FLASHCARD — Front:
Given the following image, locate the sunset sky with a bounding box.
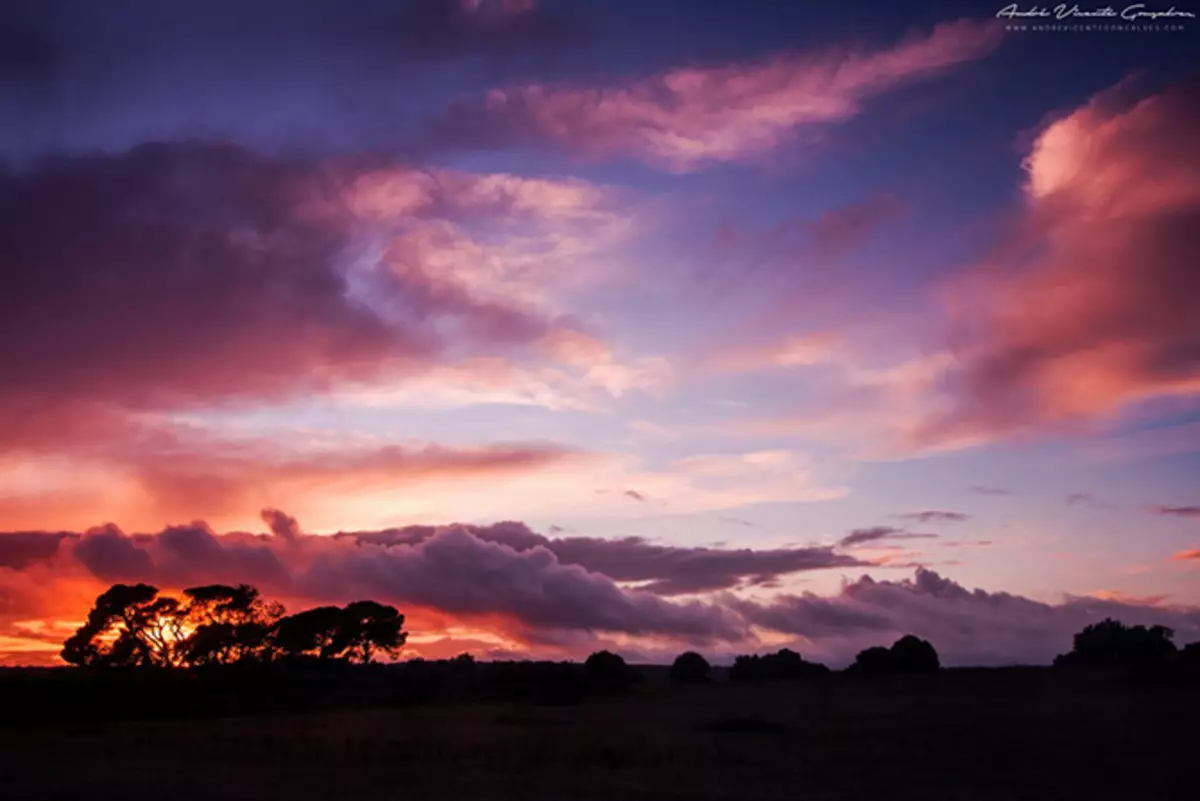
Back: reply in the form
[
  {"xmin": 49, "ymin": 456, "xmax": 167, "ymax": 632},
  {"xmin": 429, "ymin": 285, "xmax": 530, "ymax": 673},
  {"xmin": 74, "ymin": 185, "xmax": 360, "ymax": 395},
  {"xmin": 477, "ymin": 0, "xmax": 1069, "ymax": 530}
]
[{"xmin": 2, "ymin": 0, "xmax": 1198, "ymax": 667}]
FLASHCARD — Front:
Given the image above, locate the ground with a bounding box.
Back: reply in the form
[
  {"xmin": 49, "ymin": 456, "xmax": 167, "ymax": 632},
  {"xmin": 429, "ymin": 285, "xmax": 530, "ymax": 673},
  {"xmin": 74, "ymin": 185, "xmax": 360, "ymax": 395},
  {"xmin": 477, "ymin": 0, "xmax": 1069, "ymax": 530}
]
[{"xmin": 1, "ymin": 669, "xmax": 1194, "ymax": 800}]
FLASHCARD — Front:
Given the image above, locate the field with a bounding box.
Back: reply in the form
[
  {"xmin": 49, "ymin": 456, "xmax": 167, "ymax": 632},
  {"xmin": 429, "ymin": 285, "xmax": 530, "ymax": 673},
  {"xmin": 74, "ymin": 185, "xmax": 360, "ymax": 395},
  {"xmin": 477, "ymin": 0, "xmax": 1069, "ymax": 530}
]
[{"xmin": 1, "ymin": 669, "xmax": 1194, "ymax": 801}]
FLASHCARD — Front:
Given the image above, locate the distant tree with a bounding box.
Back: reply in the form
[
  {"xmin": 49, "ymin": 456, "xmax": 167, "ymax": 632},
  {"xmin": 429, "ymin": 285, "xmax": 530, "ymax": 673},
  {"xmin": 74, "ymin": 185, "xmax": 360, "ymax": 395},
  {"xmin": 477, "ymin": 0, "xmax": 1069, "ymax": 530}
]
[
  {"xmin": 848, "ymin": 636, "xmax": 940, "ymax": 675},
  {"xmin": 584, "ymin": 650, "xmax": 636, "ymax": 693},
  {"xmin": 1181, "ymin": 641, "xmax": 1200, "ymax": 669},
  {"xmin": 729, "ymin": 654, "xmax": 762, "ymax": 682},
  {"xmin": 730, "ymin": 648, "xmax": 829, "ymax": 682},
  {"xmin": 848, "ymin": 646, "xmax": 895, "ymax": 675},
  {"xmin": 61, "ymin": 584, "xmax": 184, "ymax": 668},
  {"xmin": 334, "ymin": 600, "xmax": 407, "ymax": 663},
  {"xmin": 669, "ymin": 651, "xmax": 711, "ymax": 685},
  {"xmin": 1054, "ymin": 618, "xmax": 1177, "ymax": 669},
  {"xmin": 889, "ymin": 635, "xmax": 940, "ymax": 672}
]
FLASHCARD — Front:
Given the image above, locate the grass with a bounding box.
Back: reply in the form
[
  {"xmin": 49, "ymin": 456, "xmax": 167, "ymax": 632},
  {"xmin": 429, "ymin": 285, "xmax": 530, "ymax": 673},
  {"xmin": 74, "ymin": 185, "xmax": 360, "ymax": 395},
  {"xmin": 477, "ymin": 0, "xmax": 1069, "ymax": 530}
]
[{"xmin": 0, "ymin": 669, "xmax": 1194, "ymax": 800}]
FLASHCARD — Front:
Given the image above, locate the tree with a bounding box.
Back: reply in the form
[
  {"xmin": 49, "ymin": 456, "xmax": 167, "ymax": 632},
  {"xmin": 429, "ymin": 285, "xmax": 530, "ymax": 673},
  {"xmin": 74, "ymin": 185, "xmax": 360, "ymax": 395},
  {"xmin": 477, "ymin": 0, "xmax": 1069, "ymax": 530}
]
[
  {"xmin": 61, "ymin": 584, "xmax": 184, "ymax": 668},
  {"xmin": 584, "ymin": 650, "xmax": 636, "ymax": 693},
  {"xmin": 62, "ymin": 583, "xmax": 408, "ymax": 669},
  {"xmin": 273, "ymin": 606, "xmax": 347, "ymax": 659},
  {"xmin": 848, "ymin": 646, "xmax": 894, "ymax": 675},
  {"xmin": 848, "ymin": 636, "xmax": 940, "ymax": 675},
  {"xmin": 272, "ymin": 602, "xmax": 407, "ymax": 662},
  {"xmin": 178, "ymin": 584, "xmax": 285, "ymax": 665},
  {"xmin": 335, "ymin": 600, "xmax": 407, "ymax": 663},
  {"xmin": 669, "ymin": 651, "xmax": 711, "ymax": 685},
  {"xmin": 730, "ymin": 649, "xmax": 829, "ymax": 682},
  {"xmin": 889, "ymin": 635, "xmax": 940, "ymax": 672},
  {"xmin": 1054, "ymin": 618, "xmax": 1177, "ymax": 669}
]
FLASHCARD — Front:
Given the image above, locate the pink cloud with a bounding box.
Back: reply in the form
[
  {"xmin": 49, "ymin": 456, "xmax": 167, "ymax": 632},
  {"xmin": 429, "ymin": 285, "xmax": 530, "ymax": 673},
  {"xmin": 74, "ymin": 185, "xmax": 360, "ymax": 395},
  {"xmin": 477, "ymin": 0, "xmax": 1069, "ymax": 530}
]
[
  {"xmin": 915, "ymin": 80, "xmax": 1200, "ymax": 446},
  {"xmin": 431, "ymin": 19, "xmax": 1002, "ymax": 170}
]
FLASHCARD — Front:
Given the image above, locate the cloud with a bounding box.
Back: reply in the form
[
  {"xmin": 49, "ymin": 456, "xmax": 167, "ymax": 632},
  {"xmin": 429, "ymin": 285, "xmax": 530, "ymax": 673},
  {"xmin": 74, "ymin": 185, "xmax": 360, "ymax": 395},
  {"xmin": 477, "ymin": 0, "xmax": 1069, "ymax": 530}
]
[
  {"xmin": 1172, "ymin": 549, "xmax": 1200, "ymax": 562},
  {"xmin": 427, "ymin": 19, "xmax": 1002, "ymax": 170},
  {"xmin": 838, "ymin": 526, "xmax": 938, "ymax": 548},
  {"xmin": 895, "ymin": 510, "xmax": 970, "ymax": 524},
  {"xmin": 733, "ymin": 568, "xmax": 1200, "ymax": 666},
  {"xmin": 0, "ymin": 144, "xmax": 629, "ymax": 446},
  {"xmin": 130, "ymin": 441, "xmax": 580, "ymax": 524},
  {"xmin": 916, "ymin": 80, "xmax": 1200, "ymax": 446},
  {"xmin": 342, "ymin": 520, "xmax": 863, "ymax": 595},
  {"xmin": 971, "ymin": 486, "xmax": 1012, "ymax": 495},
  {"xmin": 2, "ymin": 519, "xmax": 1198, "ymax": 666},
  {"xmin": 0, "ymin": 531, "xmax": 72, "ymax": 570},
  {"xmin": 1154, "ymin": 506, "xmax": 1200, "ymax": 518},
  {"xmin": 38, "ymin": 520, "xmax": 751, "ymax": 643},
  {"xmin": 260, "ymin": 508, "xmax": 301, "ymax": 542}
]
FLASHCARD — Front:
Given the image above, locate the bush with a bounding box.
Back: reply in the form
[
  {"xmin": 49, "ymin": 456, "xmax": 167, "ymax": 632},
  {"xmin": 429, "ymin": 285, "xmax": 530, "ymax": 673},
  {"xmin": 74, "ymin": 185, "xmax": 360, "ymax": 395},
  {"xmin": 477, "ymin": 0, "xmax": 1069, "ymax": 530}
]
[
  {"xmin": 584, "ymin": 650, "xmax": 637, "ymax": 694},
  {"xmin": 669, "ymin": 651, "xmax": 711, "ymax": 685}
]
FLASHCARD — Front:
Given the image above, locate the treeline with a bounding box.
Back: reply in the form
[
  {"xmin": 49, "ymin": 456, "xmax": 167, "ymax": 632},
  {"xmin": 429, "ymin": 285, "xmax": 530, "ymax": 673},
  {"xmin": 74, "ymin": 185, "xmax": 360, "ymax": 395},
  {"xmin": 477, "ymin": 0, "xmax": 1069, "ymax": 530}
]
[
  {"xmin": 61, "ymin": 583, "xmax": 405, "ymax": 668},
  {"xmin": 2, "ymin": 584, "xmax": 1192, "ymax": 728}
]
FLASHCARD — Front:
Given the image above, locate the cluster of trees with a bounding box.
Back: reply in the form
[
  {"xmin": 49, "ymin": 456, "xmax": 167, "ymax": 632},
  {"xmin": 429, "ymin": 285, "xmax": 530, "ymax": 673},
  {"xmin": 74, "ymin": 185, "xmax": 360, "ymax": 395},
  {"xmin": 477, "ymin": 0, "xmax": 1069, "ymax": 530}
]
[
  {"xmin": 848, "ymin": 635, "xmax": 941, "ymax": 675},
  {"xmin": 1054, "ymin": 618, "xmax": 1200, "ymax": 672},
  {"xmin": 730, "ymin": 648, "xmax": 830, "ymax": 682},
  {"xmin": 61, "ymin": 583, "xmax": 406, "ymax": 668}
]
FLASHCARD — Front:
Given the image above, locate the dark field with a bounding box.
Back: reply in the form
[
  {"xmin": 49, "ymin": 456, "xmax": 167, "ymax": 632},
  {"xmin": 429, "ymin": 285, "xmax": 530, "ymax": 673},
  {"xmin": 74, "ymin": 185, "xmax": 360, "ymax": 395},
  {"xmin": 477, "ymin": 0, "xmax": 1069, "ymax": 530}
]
[{"xmin": 1, "ymin": 669, "xmax": 1195, "ymax": 801}]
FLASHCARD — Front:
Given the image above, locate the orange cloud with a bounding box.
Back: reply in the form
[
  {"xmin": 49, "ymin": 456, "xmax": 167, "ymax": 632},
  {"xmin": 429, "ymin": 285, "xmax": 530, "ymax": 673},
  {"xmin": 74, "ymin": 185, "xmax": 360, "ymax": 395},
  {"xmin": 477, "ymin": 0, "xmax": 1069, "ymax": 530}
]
[{"xmin": 1172, "ymin": 549, "xmax": 1200, "ymax": 562}]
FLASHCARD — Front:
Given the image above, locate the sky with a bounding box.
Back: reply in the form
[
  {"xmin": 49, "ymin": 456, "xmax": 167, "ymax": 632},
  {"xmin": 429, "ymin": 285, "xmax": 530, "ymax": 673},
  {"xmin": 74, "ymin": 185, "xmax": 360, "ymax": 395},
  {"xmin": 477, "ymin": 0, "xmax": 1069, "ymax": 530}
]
[{"xmin": 1, "ymin": 0, "xmax": 1198, "ymax": 667}]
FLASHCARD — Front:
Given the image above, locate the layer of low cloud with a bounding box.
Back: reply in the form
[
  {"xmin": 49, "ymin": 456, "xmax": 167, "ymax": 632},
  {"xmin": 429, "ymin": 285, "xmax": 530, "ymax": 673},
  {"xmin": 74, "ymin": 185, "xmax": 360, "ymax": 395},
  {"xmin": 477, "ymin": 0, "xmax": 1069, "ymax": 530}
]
[
  {"xmin": 3, "ymin": 519, "xmax": 1198, "ymax": 667},
  {"xmin": 732, "ymin": 568, "xmax": 1200, "ymax": 666}
]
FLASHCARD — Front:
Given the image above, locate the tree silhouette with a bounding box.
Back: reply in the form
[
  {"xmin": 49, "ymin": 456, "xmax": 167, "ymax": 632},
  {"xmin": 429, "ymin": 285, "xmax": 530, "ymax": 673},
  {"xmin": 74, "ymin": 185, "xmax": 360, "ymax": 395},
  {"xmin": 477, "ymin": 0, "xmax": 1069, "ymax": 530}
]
[
  {"xmin": 62, "ymin": 584, "xmax": 408, "ymax": 668},
  {"xmin": 334, "ymin": 600, "xmax": 407, "ymax": 663},
  {"xmin": 179, "ymin": 584, "xmax": 285, "ymax": 665},
  {"xmin": 584, "ymin": 650, "xmax": 637, "ymax": 693},
  {"xmin": 669, "ymin": 651, "xmax": 711, "ymax": 684},
  {"xmin": 1054, "ymin": 618, "xmax": 1177, "ymax": 669},
  {"xmin": 61, "ymin": 584, "xmax": 184, "ymax": 667},
  {"xmin": 889, "ymin": 635, "xmax": 940, "ymax": 671},
  {"xmin": 848, "ymin": 645, "xmax": 894, "ymax": 675},
  {"xmin": 729, "ymin": 648, "xmax": 829, "ymax": 682},
  {"xmin": 849, "ymin": 635, "xmax": 940, "ymax": 674},
  {"xmin": 273, "ymin": 605, "xmax": 347, "ymax": 659}
]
